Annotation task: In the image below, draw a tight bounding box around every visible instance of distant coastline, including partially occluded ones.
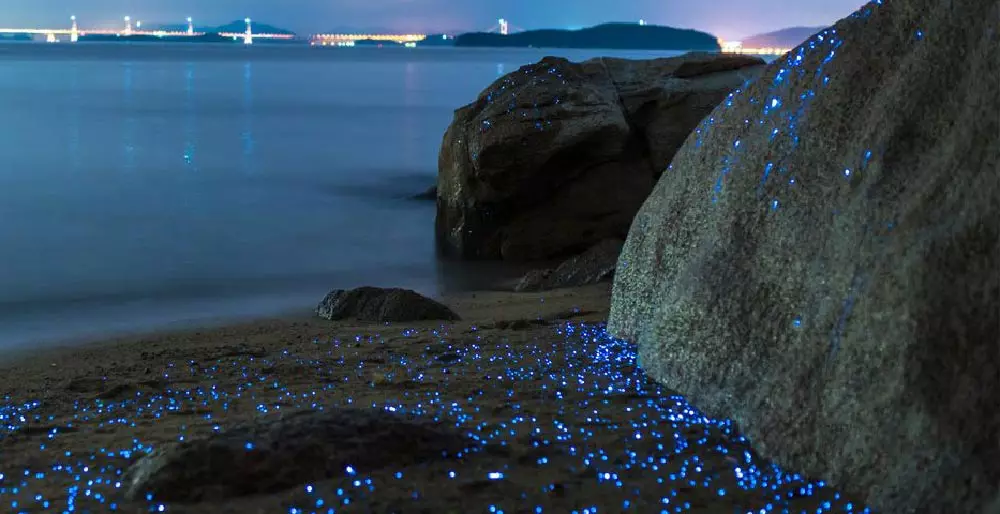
[79,33,244,44]
[739,26,826,49]
[452,23,721,51]
[0,20,813,54]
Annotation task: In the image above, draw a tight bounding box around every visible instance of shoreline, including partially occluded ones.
[0,257,543,359]
[0,282,860,512]
[0,283,554,368]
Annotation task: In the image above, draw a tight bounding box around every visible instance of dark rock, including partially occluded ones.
[515,238,624,292]
[436,53,765,261]
[513,269,552,292]
[317,287,460,322]
[123,408,472,502]
[608,2,1000,513]
[412,185,437,200]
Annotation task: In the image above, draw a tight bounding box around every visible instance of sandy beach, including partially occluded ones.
[0,284,862,513]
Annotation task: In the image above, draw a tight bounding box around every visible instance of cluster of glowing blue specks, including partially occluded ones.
[477,62,568,137]
[699,25,848,207]
[0,321,872,513]
[0,399,41,437]
[698,0,925,343]
[700,0,922,213]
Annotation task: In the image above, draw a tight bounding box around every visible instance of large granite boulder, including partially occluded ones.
[124,408,471,502]
[436,53,765,261]
[609,1,999,513]
[317,287,460,322]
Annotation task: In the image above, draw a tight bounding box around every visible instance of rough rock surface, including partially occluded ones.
[123,408,472,502]
[609,2,999,513]
[436,53,765,261]
[514,238,624,292]
[317,287,460,322]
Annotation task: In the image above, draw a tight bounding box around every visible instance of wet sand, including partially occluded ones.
[0,284,866,513]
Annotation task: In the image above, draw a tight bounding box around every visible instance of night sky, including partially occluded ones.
[3,0,867,40]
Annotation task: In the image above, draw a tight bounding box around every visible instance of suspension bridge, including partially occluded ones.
[0,16,295,44]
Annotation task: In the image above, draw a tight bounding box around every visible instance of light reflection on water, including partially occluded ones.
[0,44,760,348]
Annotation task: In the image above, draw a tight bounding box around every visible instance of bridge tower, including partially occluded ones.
[498,18,509,35]
[124,16,133,35]
[243,17,253,45]
[70,15,78,42]
[186,17,194,35]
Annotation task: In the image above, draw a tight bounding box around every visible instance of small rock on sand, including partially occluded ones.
[317,286,460,322]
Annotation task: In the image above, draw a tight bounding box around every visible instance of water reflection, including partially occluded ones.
[182,62,196,169]
[496,63,505,77]
[241,61,255,173]
[67,62,80,173]
[402,61,418,166]
[122,62,136,173]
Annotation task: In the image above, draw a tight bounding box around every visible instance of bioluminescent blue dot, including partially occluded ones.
[0,310,869,512]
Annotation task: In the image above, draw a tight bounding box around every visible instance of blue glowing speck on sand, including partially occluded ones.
[0,322,871,512]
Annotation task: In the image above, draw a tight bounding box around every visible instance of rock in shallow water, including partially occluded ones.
[412,185,437,201]
[436,52,765,261]
[609,1,999,513]
[317,287,460,322]
[124,408,472,502]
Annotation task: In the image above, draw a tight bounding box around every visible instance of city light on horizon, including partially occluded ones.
[0,0,865,40]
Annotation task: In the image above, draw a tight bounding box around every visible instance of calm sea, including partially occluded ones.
[0,43,702,349]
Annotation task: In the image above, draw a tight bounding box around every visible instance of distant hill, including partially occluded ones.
[454,23,720,51]
[739,26,826,48]
[418,34,456,47]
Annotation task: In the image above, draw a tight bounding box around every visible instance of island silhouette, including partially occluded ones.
[453,23,721,51]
